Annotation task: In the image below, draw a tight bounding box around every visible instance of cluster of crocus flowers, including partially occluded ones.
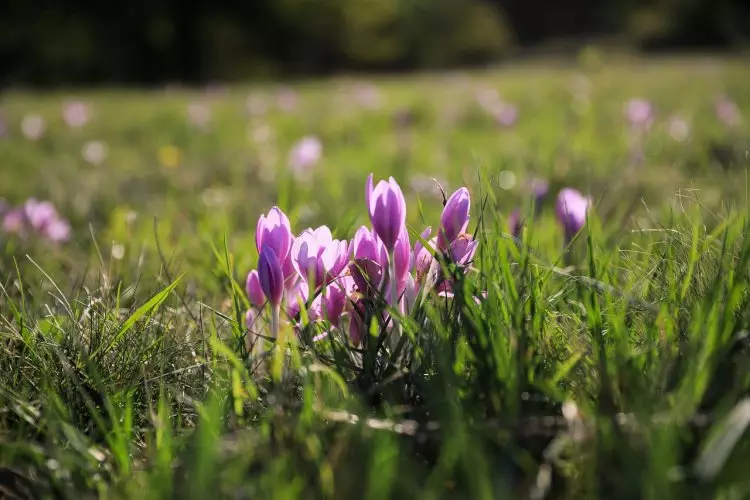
[0,198,71,243]
[244,175,479,349]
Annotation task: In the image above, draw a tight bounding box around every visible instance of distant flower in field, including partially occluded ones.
[288,136,322,177]
[62,101,91,129]
[277,87,297,112]
[715,96,742,127]
[668,115,690,142]
[187,102,211,128]
[21,114,45,140]
[158,145,181,169]
[2,208,26,235]
[245,94,268,117]
[555,188,591,243]
[1,198,71,243]
[82,140,108,165]
[366,174,407,253]
[507,208,522,238]
[250,123,273,144]
[354,83,383,109]
[624,99,654,129]
[530,178,549,210]
[495,102,519,128]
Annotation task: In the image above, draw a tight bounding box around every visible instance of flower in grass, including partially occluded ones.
[246,269,265,308]
[2,207,26,235]
[21,114,45,141]
[507,208,523,238]
[82,140,108,165]
[449,233,478,267]
[715,96,742,128]
[349,225,389,294]
[258,246,285,308]
[413,227,435,282]
[291,226,348,291]
[277,87,297,112]
[494,102,518,128]
[288,136,322,178]
[308,275,354,327]
[24,199,71,243]
[62,100,91,129]
[348,299,367,347]
[530,178,549,212]
[365,174,407,253]
[555,188,591,243]
[624,98,653,130]
[438,187,470,250]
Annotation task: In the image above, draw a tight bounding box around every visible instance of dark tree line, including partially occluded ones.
[0,0,747,85]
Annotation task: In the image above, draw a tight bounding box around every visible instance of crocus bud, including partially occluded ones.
[438,187,470,250]
[258,246,284,307]
[309,276,352,326]
[366,174,406,252]
[286,280,309,318]
[449,233,478,267]
[555,188,590,243]
[402,273,418,315]
[246,270,265,308]
[507,209,522,238]
[256,207,293,262]
[349,226,388,294]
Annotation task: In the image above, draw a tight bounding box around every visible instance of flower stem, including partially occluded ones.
[271,304,280,339]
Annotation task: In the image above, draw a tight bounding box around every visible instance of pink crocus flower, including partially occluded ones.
[715,96,742,127]
[291,226,349,290]
[349,225,389,294]
[624,99,654,129]
[365,174,407,253]
[2,208,26,235]
[288,136,322,177]
[555,188,591,243]
[258,246,284,308]
[62,101,91,129]
[438,187,470,250]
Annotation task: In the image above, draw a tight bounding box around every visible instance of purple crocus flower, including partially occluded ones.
[308,276,353,326]
[624,99,653,129]
[2,208,26,235]
[24,199,58,232]
[349,225,388,294]
[42,218,71,243]
[507,208,522,238]
[531,178,549,213]
[438,187,470,250]
[393,226,411,294]
[449,233,478,267]
[258,246,285,308]
[288,136,322,177]
[413,227,435,282]
[365,174,407,253]
[348,300,367,346]
[246,270,266,308]
[256,207,293,263]
[555,188,591,242]
[495,102,519,128]
[291,226,349,290]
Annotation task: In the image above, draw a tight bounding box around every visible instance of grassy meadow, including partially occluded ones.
[1,56,750,499]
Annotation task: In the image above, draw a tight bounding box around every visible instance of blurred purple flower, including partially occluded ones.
[2,208,26,235]
[82,141,108,165]
[507,208,522,238]
[21,114,45,141]
[43,218,71,243]
[555,188,591,243]
[62,101,91,129]
[530,178,549,212]
[495,102,518,128]
[288,136,322,177]
[715,96,742,127]
[475,88,501,110]
[624,99,654,129]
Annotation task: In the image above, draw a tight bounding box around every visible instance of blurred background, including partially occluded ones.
[1,0,748,85]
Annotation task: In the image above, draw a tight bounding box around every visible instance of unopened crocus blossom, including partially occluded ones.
[246,270,265,308]
[308,276,353,326]
[62,101,90,128]
[366,174,407,252]
[625,99,653,129]
[291,226,348,289]
[438,187,470,250]
[349,226,388,293]
[393,227,411,292]
[555,188,590,242]
[258,246,284,308]
[507,209,522,238]
[286,280,309,318]
[348,300,367,346]
[288,136,322,176]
